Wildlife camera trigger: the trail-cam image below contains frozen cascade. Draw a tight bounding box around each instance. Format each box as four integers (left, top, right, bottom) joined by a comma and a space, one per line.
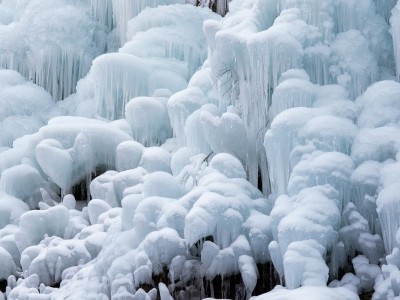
1, 0, 400, 299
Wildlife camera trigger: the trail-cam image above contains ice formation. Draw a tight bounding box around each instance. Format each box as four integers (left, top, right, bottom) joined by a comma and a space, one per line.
0, 0, 108, 100
0, 0, 400, 299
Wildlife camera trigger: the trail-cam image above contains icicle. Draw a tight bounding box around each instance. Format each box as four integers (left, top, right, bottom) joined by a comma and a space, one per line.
391, 2, 400, 81
88, 0, 113, 31
303, 45, 332, 85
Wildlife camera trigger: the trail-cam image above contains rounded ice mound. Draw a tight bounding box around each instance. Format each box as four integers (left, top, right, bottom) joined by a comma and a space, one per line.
140, 228, 186, 274
283, 240, 329, 288
298, 115, 357, 154
116, 140, 144, 172
0, 69, 54, 119
0, 247, 15, 278
143, 172, 186, 199
209, 153, 246, 179
170, 147, 191, 176
0, 69, 25, 86
15, 205, 70, 252
90, 168, 147, 207
0, 194, 29, 229
21, 237, 92, 286
356, 80, 400, 128
62, 194, 76, 210
269, 76, 316, 120
278, 69, 310, 84
0, 164, 43, 208
139, 147, 172, 173
351, 127, 400, 165
288, 151, 354, 199
88, 199, 112, 225
125, 96, 171, 146
201, 112, 248, 161
0, 69, 55, 147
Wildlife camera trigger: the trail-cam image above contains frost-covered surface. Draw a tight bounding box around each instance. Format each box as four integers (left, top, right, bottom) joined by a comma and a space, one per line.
0, 0, 400, 299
